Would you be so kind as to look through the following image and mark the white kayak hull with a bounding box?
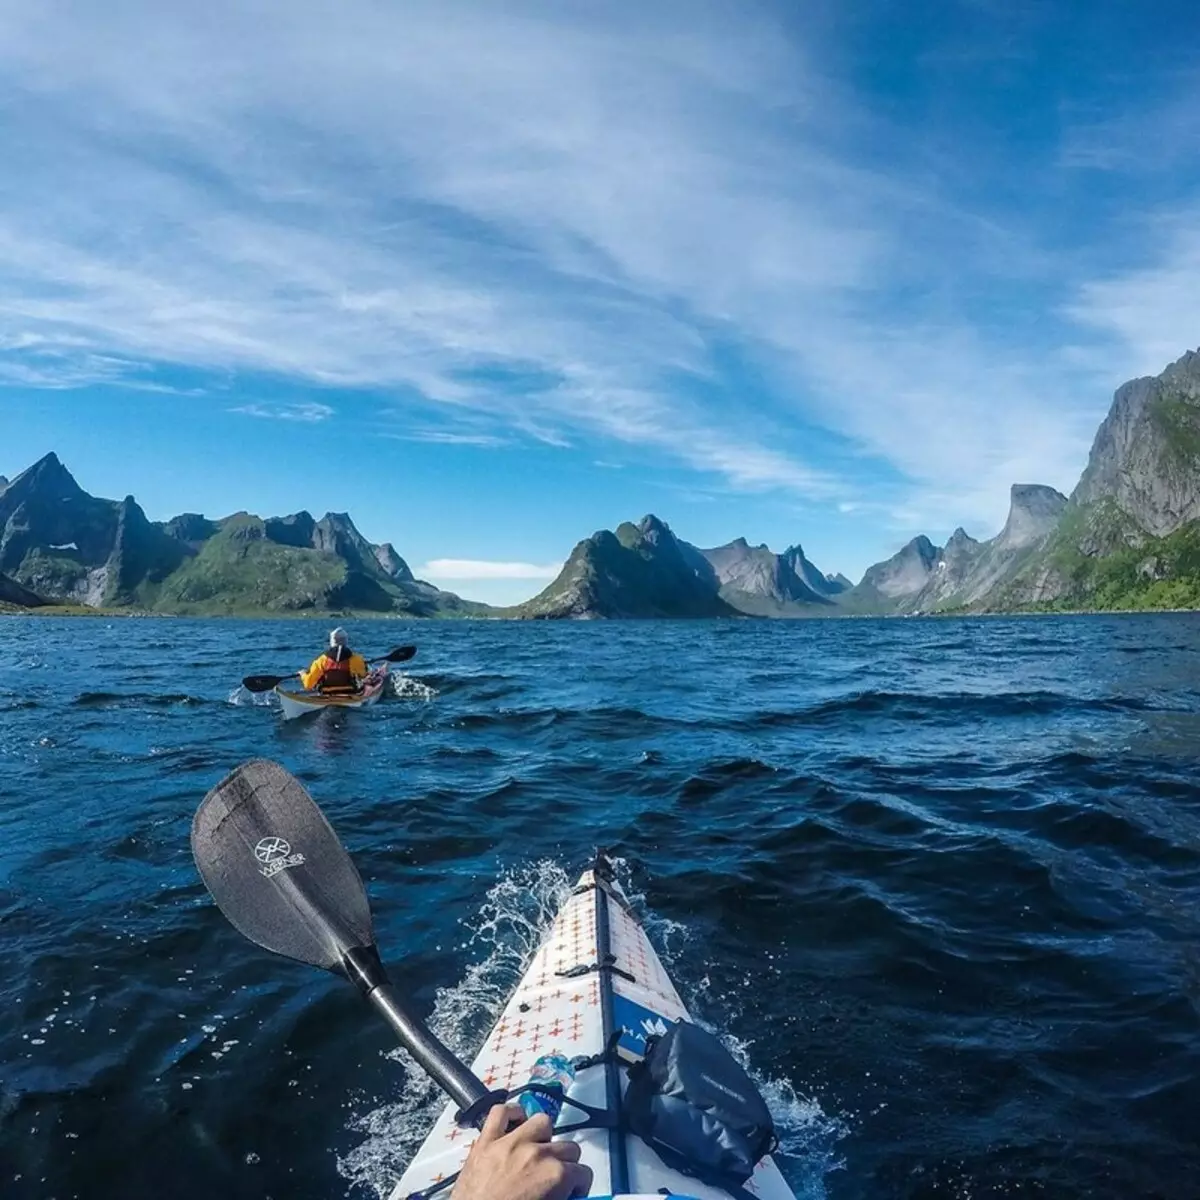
[274,666,389,721]
[391,864,795,1200]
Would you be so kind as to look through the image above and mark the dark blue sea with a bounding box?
[3,615,1200,1200]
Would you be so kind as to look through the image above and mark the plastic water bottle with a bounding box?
[519,1053,576,1125]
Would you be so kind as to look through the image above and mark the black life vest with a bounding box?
[318,646,358,694]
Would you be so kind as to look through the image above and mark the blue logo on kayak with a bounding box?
[254,836,306,879]
[611,993,673,1059]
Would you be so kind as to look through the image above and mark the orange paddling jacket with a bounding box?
[301,647,370,694]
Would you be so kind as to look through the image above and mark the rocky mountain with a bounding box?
[1072,350,1200,535]
[0,454,185,606]
[841,535,943,612]
[516,515,737,619]
[843,484,1068,615]
[906,484,1067,611]
[782,545,851,597]
[515,516,848,618]
[697,537,834,615]
[992,349,1200,611]
[0,453,485,616]
[844,347,1200,615]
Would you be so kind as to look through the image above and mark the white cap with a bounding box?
[329,627,348,646]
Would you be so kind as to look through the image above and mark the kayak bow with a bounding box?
[391,861,796,1200]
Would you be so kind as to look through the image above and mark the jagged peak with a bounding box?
[637,513,672,537]
[1161,346,1200,381]
[318,510,359,529]
[946,526,979,546]
[8,451,84,497]
[903,534,939,556]
[115,494,146,518]
[314,510,371,546]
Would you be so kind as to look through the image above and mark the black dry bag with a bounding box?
[625,1020,777,1193]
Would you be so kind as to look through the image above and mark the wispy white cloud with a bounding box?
[1066,210,1200,382]
[391,430,509,447]
[416,558,562,581]
[0,0,1194,541]
[230,401,334,423]
[1059,71,1200,174]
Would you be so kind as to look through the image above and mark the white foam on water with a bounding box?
[389,672,438,702]
[226,685,276,708]
[338,860,570,1198]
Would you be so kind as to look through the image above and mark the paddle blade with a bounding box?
[241,674,287,693]
[191,759,374,973]
[381,645,417,663]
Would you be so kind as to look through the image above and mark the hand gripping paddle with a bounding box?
[191,758,504,1125]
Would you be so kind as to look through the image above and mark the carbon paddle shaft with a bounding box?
[343,947,499,1122]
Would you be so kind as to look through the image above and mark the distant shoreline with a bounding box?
[6,605,1200,621]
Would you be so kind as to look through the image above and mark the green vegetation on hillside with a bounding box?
[151,517,350,614]
[16,548,93,598]
[1041,499,1144,572]
[1034,518,1200,611]
[1149,391,1200,463]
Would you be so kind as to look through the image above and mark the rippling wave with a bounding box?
[2,614,1200,1199]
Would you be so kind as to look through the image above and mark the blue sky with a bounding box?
[1,1,1198,605]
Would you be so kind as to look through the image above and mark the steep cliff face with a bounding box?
[516,514,736,619]
[991,349,1200,611]
[374,542,414,582]
[781,544,847,598]
[101,496,187,606]
[1072,350,1200,537]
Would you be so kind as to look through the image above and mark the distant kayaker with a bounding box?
[299,628,370,694]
